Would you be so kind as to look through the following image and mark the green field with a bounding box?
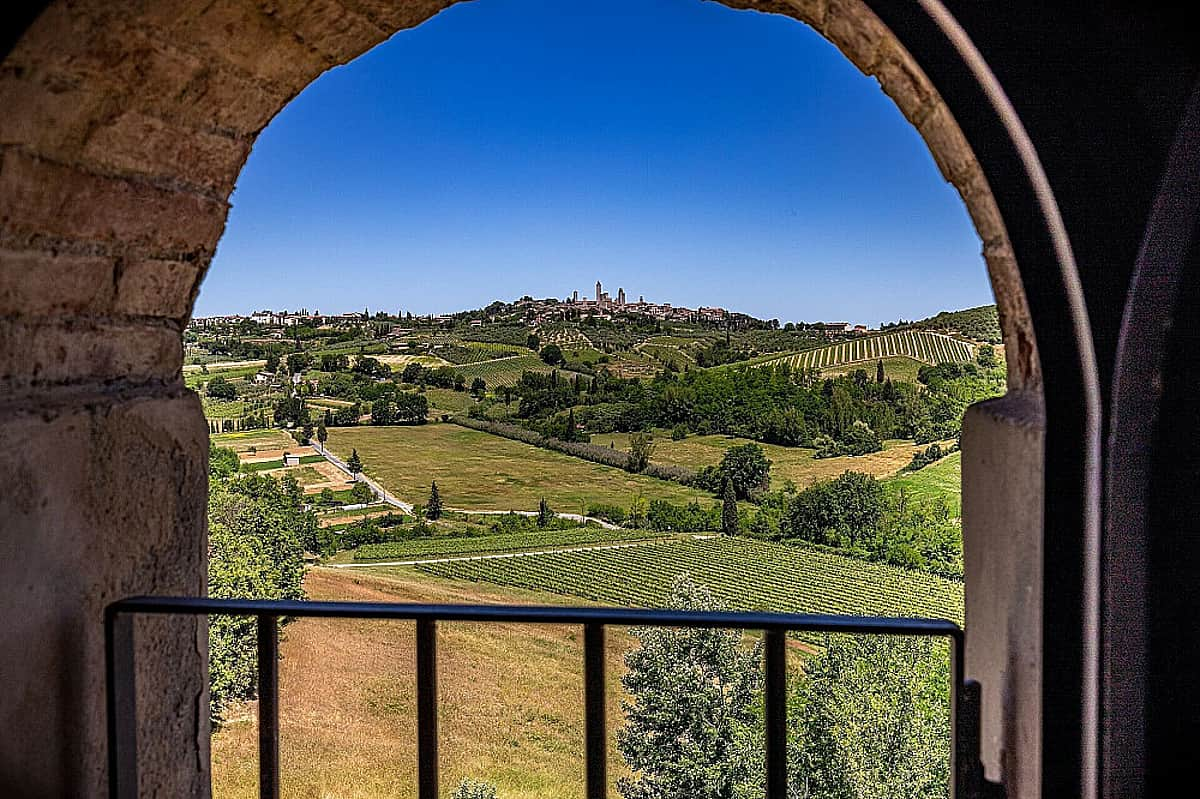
[403,536,962,623]
[589,430,928,487]
[325,424,714,512]
[211,428,297,452]
[884,451,963,515]
[820,355,926,383]
[751,330,975,371]
[423,387,477,415]
[350,528,667,562]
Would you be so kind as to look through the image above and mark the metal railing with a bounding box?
[105,597,991,799]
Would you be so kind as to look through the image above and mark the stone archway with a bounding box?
[0,1,1087,797]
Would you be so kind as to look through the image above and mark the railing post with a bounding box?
[764,628,787,799]
[417,618,439,799]
[258,614,280,799]
[106,609,138,799]
[584,623,607,799]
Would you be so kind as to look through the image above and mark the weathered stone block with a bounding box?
[115,258,204,320]
[0,249,116,316]
[918,100,976,186]
[0,149,229,253]
[0,391,209,797]
[821,0,887,74]
[872,35,937,127]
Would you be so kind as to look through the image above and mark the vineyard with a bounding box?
[351,527,667,562]
[413,536,963,623]
[450,354,553,387]
[753,330,975,371]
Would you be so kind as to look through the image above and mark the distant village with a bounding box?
[189,279,873,336]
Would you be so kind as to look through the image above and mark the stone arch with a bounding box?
[0,1,1100,797]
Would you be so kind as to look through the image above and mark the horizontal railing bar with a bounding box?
[106,597,962,640]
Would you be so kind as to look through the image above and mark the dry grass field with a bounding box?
[210,568,637,799]
[325,424,713,512]
[589,430,930,488]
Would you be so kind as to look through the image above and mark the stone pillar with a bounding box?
[0,390,211,797]
[962,392,1045,799]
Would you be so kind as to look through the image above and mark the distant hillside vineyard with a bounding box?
[905,304,1002,344]
[752,330,976,371]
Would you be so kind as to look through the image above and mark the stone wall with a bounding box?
[0,0,1040,795]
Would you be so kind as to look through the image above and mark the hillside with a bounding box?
[896,304,1001,344]
[750,329,976,372]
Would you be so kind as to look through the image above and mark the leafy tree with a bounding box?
[209,443,240,479]
[427,481,443,520]
[265,351,281,373]
[316,420,328,445]
[350,481,374,504]
[781,471,885,551]
[526,333,540,351]
[539,343,565,365]
[537,497,553,527]
[300,421,314,444]
[470,376,487,397]
[347,449,363,475]
[618,577,762,799]
[452,778,498,799]
[207,474,313,722]
[720,443,771,500]
[787,634,951,799]
[977,343,998,368]
[625,432,654,473]
[317,487,336,506]
[721,478,739,536]
[206,375,237,400]
[286,352,310,373]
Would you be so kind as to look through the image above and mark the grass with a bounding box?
[211,429,296,452]
[820,355,926,383]
[184,364,263,389]
[884,451,963,515]
[210,568,637,799]
[589,430,929,488]
[325,424,714,512]
[350,528,668,561]
[423,388,477,415]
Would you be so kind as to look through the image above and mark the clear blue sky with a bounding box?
[199,0,990,326]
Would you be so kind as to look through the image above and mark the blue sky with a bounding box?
[199,0,990,326]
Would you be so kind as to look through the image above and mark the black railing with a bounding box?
[105,597,989,799]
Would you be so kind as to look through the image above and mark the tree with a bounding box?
[265,351,281,373]
[539,343,564,366]
[470,376,487,397]
[719,443,771,500]
[209,443,240,479]
[787,634,950,799]
[347,449,363,475]
[625,432,654,473]
[427,481,443,520]
[316,420,328,445]
[206,375,237,400]
[208,474,313,722]
[452,779,498,799]
[299,421,314,444]
[977,343,998,367]
[781,470,885,550]
[721,477,739,536]
[876,358,886,383]
[350,481,373,504]
[526,333,540,351]
[537,497,553,527]
[618,577,762,799]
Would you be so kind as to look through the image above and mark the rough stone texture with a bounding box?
[963,394,1045,799]
[0,0,1046,795]
[0,392,209,798]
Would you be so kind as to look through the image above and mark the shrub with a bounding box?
[453,778,498,799]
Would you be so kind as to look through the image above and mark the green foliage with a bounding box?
[618,577,763,799]
[626,432,654,473]
[452,778,499,799]
[347,449,363,475]
[209,444,241,479]
[670,423,688,441]
[903,303,1002,344]
[427,481,443,520]
[537,497,553,527]
[350,481,374,504]
[719,443,771,499]
[976,343,998,367]
[539,343,565,365]
[721,478,739,535]
[352,527,659,562]
[206,375,238,400]
[787,634,951,799]
[208,474,313,722]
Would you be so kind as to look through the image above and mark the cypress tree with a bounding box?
[347,449,362,475]
[876,358,885,384]
[721,478,739,536]
[427,481,443,520]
